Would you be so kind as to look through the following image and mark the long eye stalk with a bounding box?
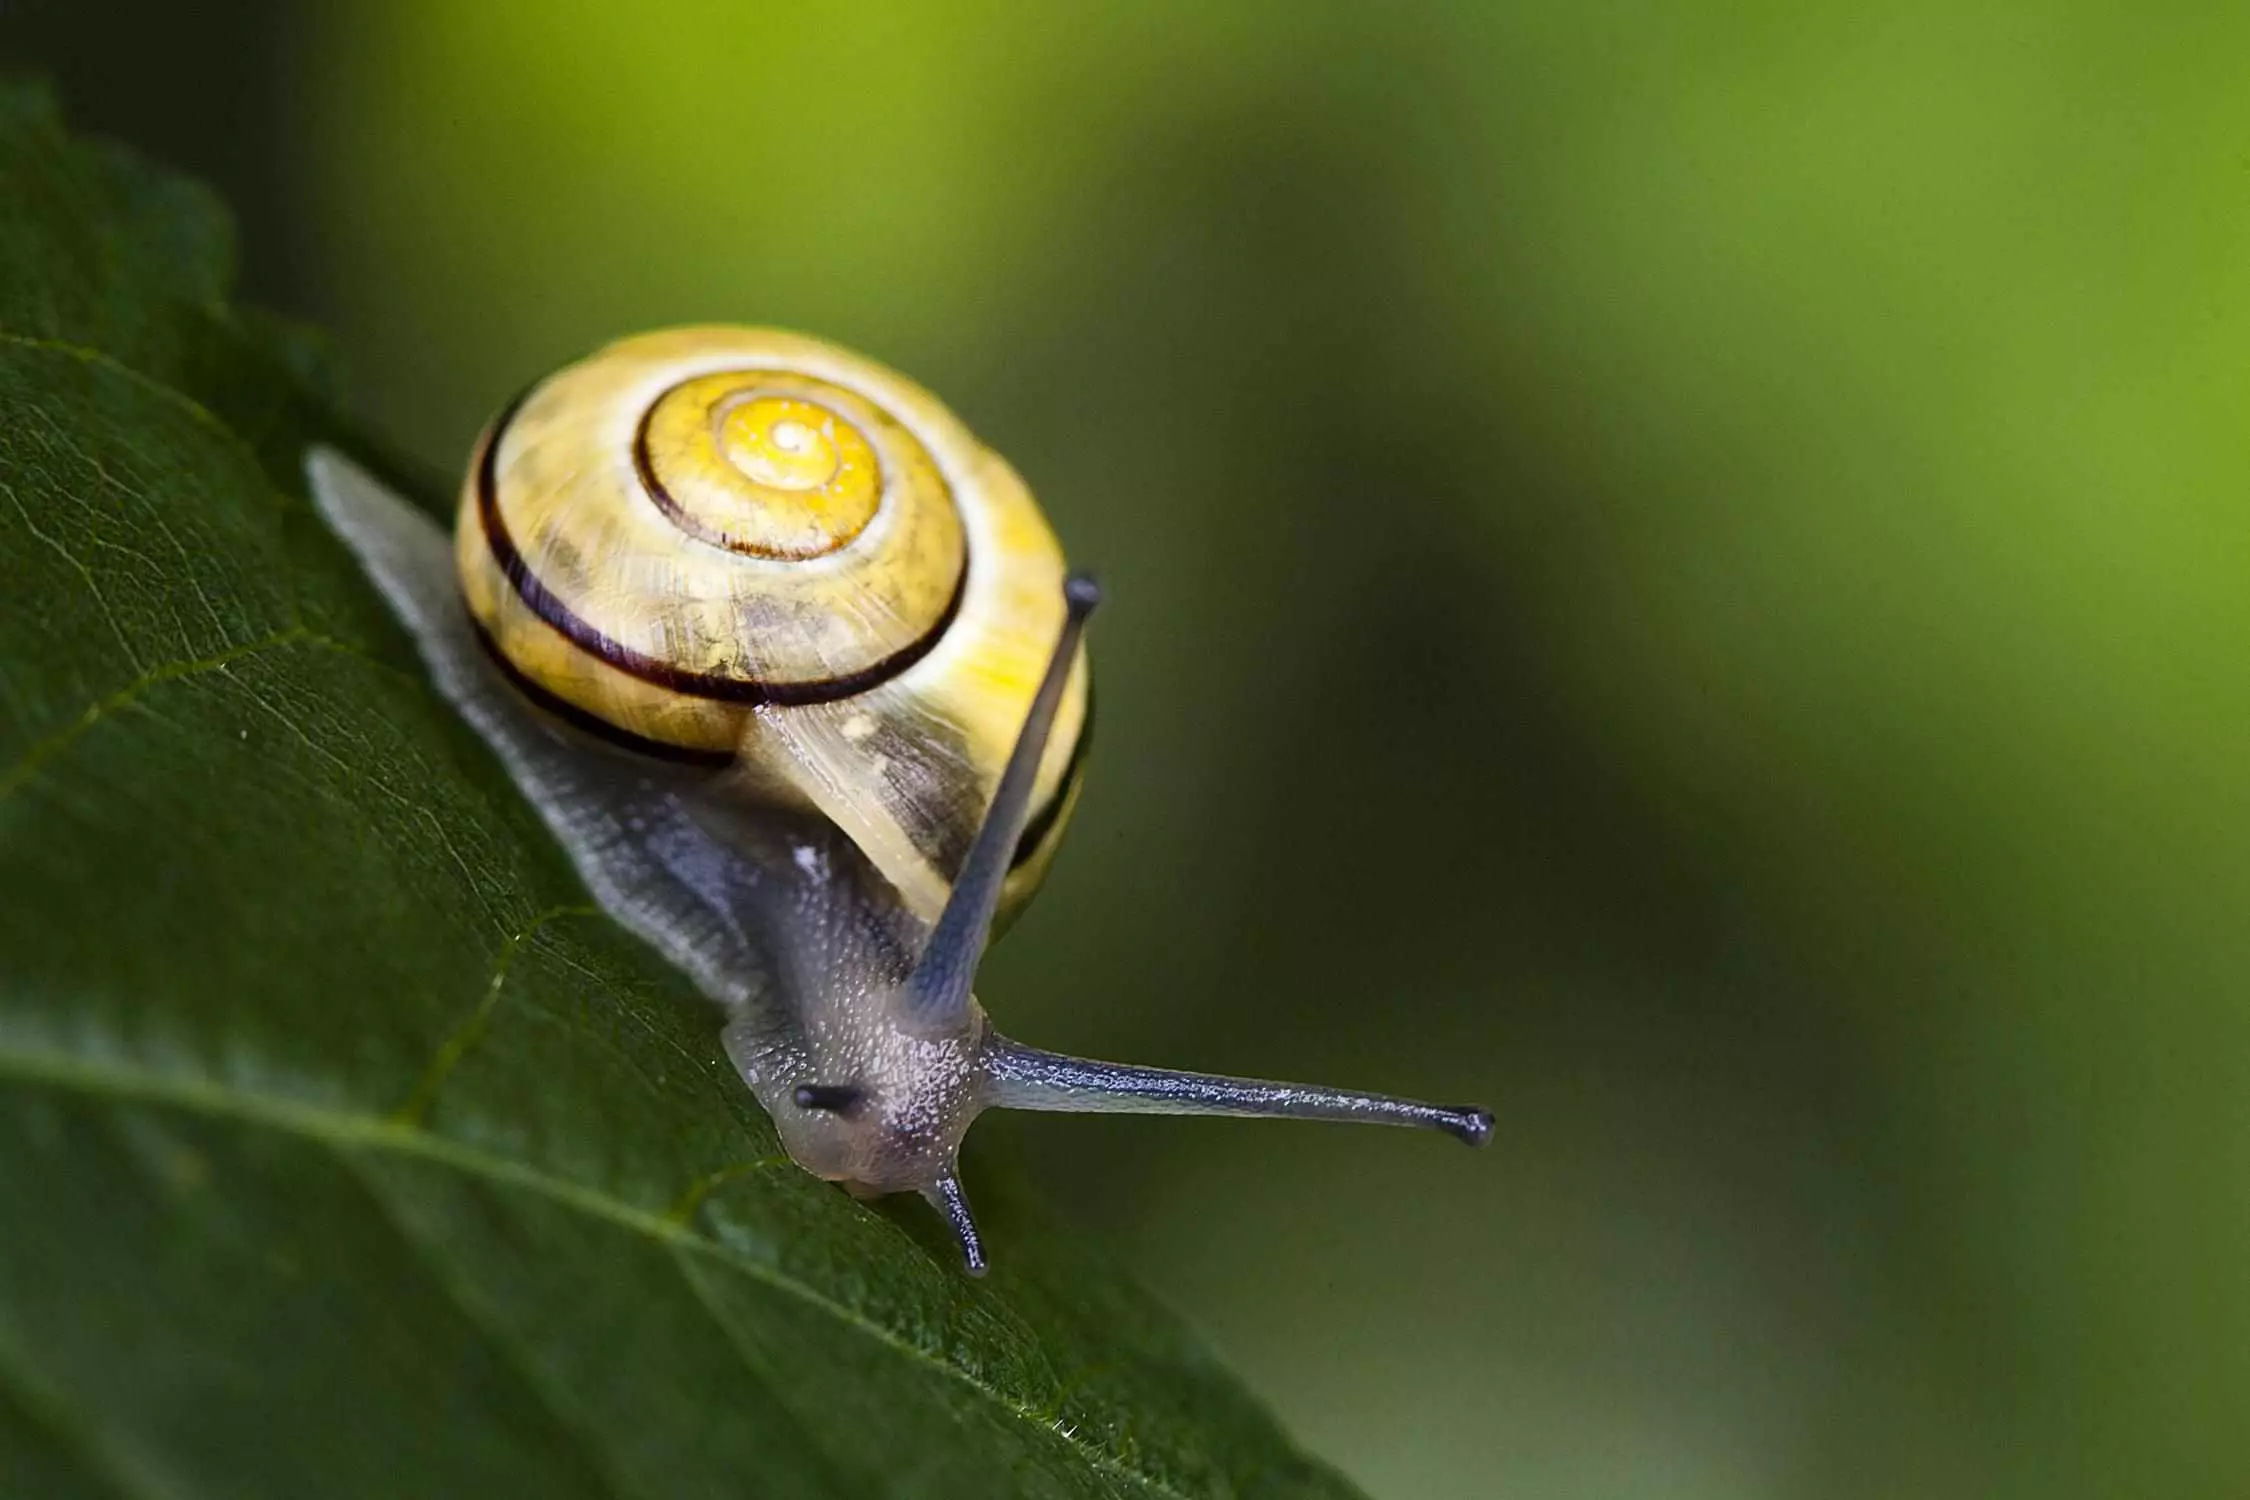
[904,572,1098,1024]
[981,1042,1494,1145]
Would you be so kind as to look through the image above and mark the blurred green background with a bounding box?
[9,3,2247,1495]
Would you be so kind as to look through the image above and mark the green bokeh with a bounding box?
[26,3,2250,1494]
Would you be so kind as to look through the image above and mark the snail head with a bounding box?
[729,573,1100,1272]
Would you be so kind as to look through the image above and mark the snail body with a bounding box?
[308,326,1487,1273]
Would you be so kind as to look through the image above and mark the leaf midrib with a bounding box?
[0,1041,1194,1500]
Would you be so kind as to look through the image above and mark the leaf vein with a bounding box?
[0,1044,1203,1500]
[392,903,600,1127]
[0,626,309,805]
[0,329,287,507]
[223,674,510,936]
[0,465,142,672]
[666,1247,876,1500]
[0,1319,178,1500]
[331,1149,651,1500]
[664,1154,792,1227]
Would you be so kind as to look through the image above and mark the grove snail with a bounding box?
[307,326,1489,1274]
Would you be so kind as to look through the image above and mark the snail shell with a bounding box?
[458,326,1090,927]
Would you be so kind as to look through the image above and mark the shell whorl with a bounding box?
[462,334,973,746]
[457,326,1092,927]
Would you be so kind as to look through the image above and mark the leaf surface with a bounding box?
[0,83,1360,1500]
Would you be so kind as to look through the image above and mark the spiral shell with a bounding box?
[457,326,1091,925]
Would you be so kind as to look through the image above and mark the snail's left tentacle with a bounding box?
[979,1036,1494,1147]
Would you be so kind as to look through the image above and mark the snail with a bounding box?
[306,326,1490,1274]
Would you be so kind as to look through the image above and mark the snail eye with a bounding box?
[791,1083,865,1116]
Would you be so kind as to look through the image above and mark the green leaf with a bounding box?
[0,81,1360,1500]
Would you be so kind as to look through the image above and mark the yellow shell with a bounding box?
[457,326,1092,926]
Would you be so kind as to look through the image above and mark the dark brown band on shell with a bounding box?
[474,387,967,708]
[1010,674,1093,870]
[469,619,734,768]
[630,384,878,560]
[630,400,717,554]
